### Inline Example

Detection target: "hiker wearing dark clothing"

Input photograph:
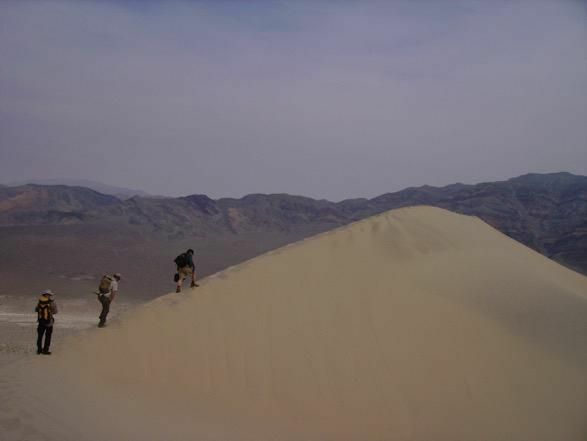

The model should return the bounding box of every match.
[174,249,198,293]
[96,273,121,328]
[35,289,58,355]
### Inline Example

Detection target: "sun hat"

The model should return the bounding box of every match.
[43,289,54,296]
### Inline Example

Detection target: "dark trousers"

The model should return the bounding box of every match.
[37,322,53,351]
[99,295,111,325]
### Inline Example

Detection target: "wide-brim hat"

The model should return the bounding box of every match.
[43,289,54,296]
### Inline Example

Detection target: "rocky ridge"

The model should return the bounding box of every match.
[1,172,585,278]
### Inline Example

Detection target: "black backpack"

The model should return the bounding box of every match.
[174,253,188,268]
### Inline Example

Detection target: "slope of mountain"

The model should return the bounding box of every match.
[0,173,585,299]
[4,207,586,440]
[0,184,119,225]
[6,178,152,199]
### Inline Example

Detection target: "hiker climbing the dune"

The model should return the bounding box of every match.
[35,289,58,355]
[96,272,121,328]
[174,248,198,293]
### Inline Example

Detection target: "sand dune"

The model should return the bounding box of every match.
[2,206,586,441]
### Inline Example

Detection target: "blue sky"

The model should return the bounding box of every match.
[1,0,586,199]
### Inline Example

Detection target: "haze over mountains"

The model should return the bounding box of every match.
[0,172,585,299]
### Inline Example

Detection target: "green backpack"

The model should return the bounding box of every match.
[98,275,113,294]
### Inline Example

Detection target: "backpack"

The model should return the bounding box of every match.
[174,253,188,268]
[37,300,52,322]
[98,275,113,294]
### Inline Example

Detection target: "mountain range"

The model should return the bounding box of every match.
[4,178,151,199]
[0,172,585,299]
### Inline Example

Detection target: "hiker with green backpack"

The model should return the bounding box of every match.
[174,249,198,293]
[96,273,121,327]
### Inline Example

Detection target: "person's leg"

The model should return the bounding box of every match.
[98,296,106,325]
[190,268,198,287]
[36,324,45,354]
[99,296,110,326]
[176,268,186,292]
[43,326,53,353]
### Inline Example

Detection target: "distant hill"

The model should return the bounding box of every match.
[0,172,585,299]
[0,184,119,225]
[6,178,151,199]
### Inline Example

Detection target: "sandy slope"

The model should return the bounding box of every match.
[1,206,586,441]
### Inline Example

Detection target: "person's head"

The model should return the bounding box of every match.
[187,249,194,255]
[113,273,122,281]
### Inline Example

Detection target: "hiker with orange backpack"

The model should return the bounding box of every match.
[35,289,58,355]
[96,273,121,327]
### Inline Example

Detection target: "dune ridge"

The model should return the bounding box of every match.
[3,206,587,441]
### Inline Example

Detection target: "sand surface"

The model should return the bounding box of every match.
[0,296,135,367]
[1,206,586,441]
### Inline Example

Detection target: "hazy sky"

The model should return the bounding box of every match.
[1,1,586,200]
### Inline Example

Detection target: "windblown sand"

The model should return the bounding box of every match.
[1,206,586,441]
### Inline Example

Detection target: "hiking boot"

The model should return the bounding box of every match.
[42,350,51,355]
[176,286,181,293]
[98,321,106,328]
[190,282,199,288]
[36,349,42,355]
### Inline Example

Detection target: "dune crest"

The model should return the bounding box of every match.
[5,206,587,441]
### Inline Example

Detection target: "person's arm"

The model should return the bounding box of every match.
[50,300,58,315]
[110,280,118,302]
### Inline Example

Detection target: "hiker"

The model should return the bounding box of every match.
[174,248,198,293]
[96,273,121,328]
[35,289,58,355]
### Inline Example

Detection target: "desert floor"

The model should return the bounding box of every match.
[0,294,137,367]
